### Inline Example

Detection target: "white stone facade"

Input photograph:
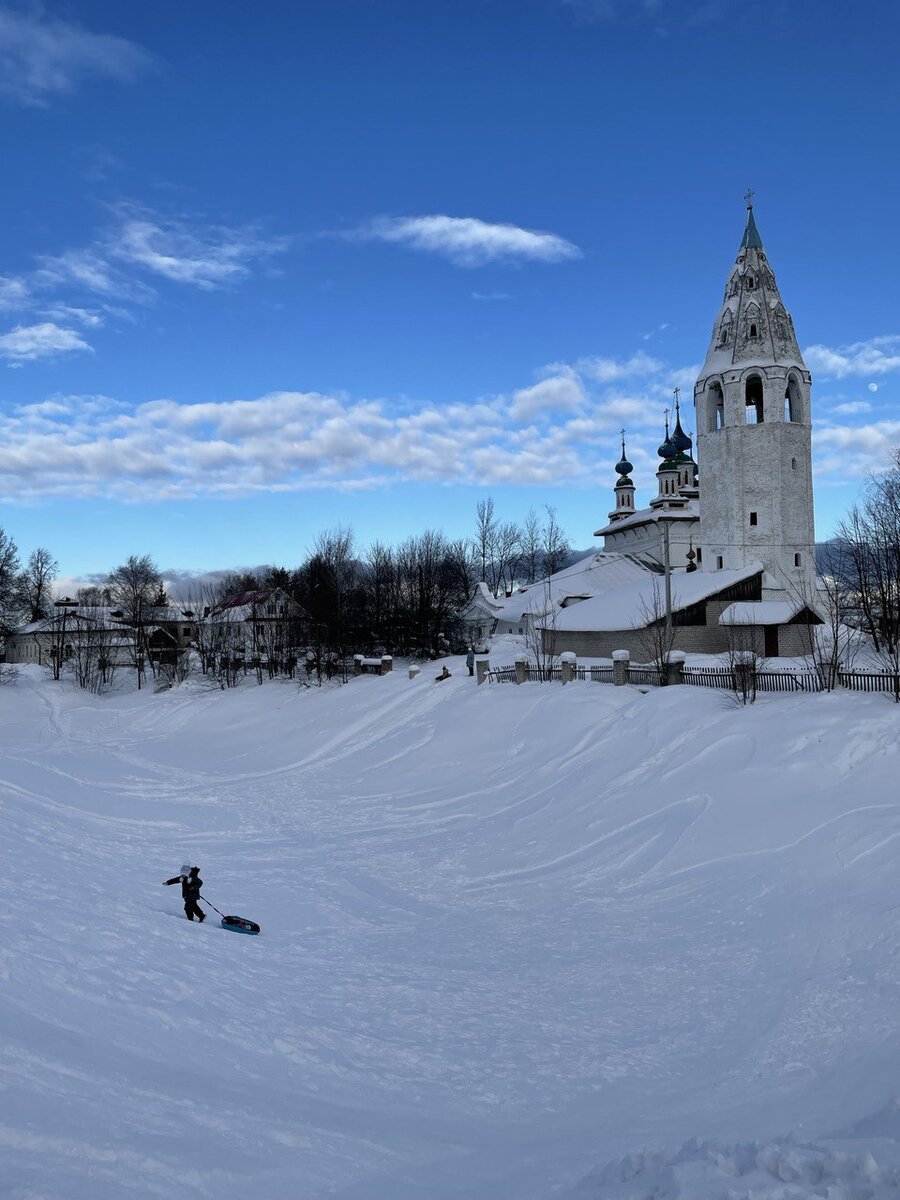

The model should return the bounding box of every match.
[693,205,816,597]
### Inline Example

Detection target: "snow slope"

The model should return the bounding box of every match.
[2,665,900,1199]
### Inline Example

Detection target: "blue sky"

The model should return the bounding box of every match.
[0,0,898,583]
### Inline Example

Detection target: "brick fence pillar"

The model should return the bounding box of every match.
[612,649,629,686]
[381,655,393,675]
[664,650,686,685]
[560,651,576,684]
[476,659,489,686]
[514,654,528,685]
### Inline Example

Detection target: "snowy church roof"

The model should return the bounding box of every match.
[594,499,699,539]
[549,563,764,633]
[488,554,652,622]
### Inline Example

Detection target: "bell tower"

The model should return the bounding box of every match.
[693,197,816,593]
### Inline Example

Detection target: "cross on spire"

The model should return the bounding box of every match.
[744,187,755,209]
[673,386,681,416]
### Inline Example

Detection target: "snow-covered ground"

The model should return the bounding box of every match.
[2,662,900,1199]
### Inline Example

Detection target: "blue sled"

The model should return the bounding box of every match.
[221,915,260,935]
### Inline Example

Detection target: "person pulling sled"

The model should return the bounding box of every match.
[164,864,205,921]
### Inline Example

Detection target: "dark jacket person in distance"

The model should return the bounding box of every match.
[164,866,205,921]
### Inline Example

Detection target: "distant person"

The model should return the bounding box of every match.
[466,648,475,677]
[164,865,205,922]
[435,665,452,682]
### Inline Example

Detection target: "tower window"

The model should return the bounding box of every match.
[745,374,764,423]
[749,323,758,338]
[696,547,702,564]
[716,555,724,570]
[750,512,758,526]
[794,553,802,568]
[747,277,756,290]
[791,457,797,469]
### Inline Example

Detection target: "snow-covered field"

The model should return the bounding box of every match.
[2,663,900,1199]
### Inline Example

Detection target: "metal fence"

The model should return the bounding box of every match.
[486,664,517,684]
[839,670,900,695]
[626,665,665,687]
[577,665,615,683]
[486,661,900,699]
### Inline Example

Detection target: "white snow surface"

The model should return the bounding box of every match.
[3,664,900,1199]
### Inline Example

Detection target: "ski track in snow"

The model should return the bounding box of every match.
[2,666,900,1199]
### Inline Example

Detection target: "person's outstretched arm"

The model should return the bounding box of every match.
[163,876,182,886]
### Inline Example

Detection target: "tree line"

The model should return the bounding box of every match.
[0,500,574,665]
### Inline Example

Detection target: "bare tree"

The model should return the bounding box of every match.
[107,554,164,687]
[0,527,21,633]
[524,579,560,680]
[541,506,571,578]
[474,497,497,588]
[65,614,121,695]
[521,508,543,585]
[107,554,164,621]
[719,622,765,706]
[835,452,900,697]
[490,521,523,595]
[635,575,676,681]
[18,547,58,622]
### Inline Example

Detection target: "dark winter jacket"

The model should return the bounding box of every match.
[165,873,203,901]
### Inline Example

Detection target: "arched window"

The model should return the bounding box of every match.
[785,374,803,422]
[747,276,756,290]
[704,381,725,431]
[745,374,764,424]
[749,323,758,338]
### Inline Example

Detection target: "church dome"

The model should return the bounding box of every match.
[615,454,633,477]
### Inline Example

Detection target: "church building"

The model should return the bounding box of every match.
[526,200,823,660]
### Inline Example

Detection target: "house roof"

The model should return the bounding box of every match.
[549,563,764,633]
[719,600,821,626]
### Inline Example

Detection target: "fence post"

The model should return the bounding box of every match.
[612,649,629,686]
[381,655,393,675]
[408,664,420,680]
[664,650,686,685]
[476,659,489,686]
[354,654,363,676]
[560,651,576,684]
[514,654,528,685]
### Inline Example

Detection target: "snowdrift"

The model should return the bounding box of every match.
[1,664,899,1199]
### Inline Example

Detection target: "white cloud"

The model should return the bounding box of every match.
[869,382,879,393]
[575,352,664,382]
[831,400,872,416]
[356,215,582,267]
[0,349,708,501]
[472,291,512,301]
[0,7,150,106]
[0,273,28,309]
[511,372,585,421]
[109,210,288,290]
[0,322,91,362]
[804,335,900,379]
[41,304,105,328]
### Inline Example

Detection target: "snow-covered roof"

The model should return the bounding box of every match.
[595,500,699,538]
[719,600,820,626]
[550,563,764,633]
[490,554,652,622]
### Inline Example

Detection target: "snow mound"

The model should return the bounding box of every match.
[568,1137,900,1199]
